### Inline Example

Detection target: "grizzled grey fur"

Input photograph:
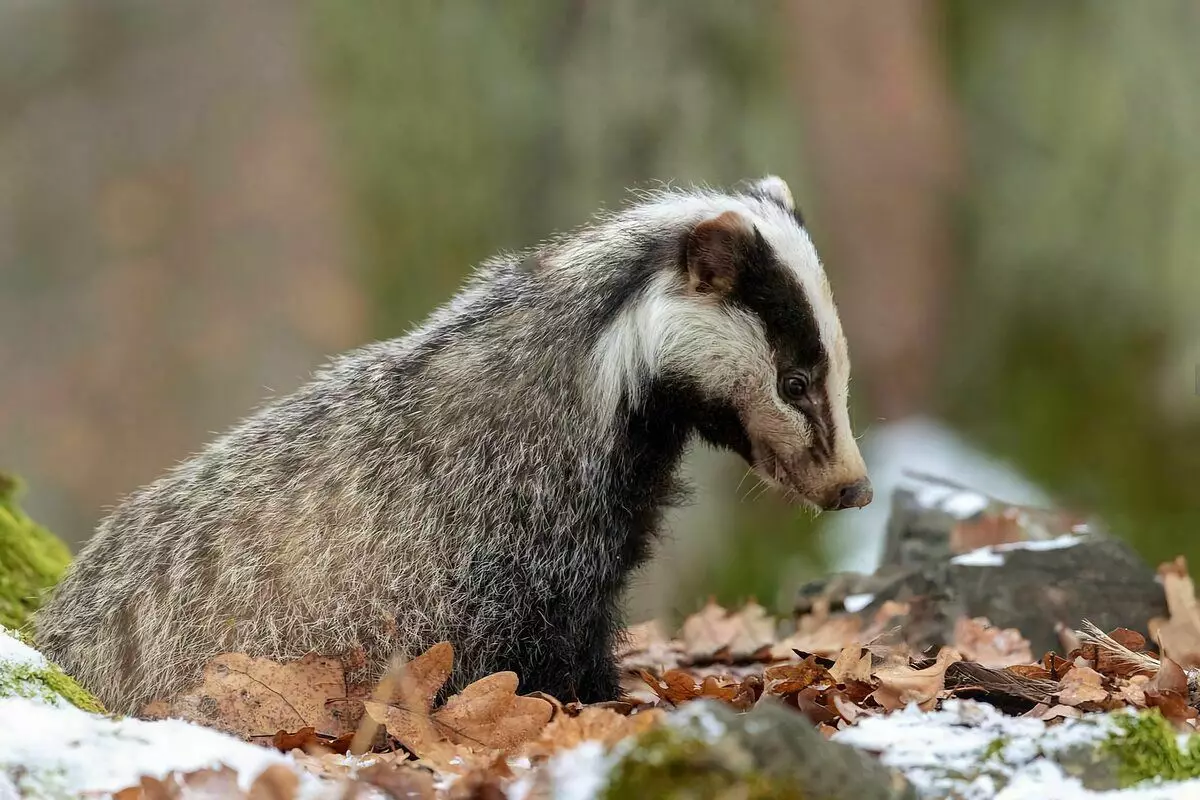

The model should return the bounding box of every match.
[36,178,869,713]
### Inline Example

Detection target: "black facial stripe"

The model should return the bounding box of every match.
[727,228,833,449]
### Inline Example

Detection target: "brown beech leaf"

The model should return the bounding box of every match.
[1111,628,1148,652]
[145,653,345,738]
[1033,704,1084,721]
[764,655,832,696]
[1007,664,1054,681]
[698,675,739,703]
[871,648,961,712]
[433,671,553,751]
[1155,558,1200,668]
[953,617,1034,668]
[1117,675,1150,708]
[794,686,838,725]
[1150,655,1190,697]
[1057,666,1108,707]
[639,669,700,705]
[1042,652,1074,680]
[114,767,247,800]
[525,706,664,758]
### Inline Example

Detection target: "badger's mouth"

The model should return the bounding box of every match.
[749,442,820,509]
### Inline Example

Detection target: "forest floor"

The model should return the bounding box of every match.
[5,485,1200,799]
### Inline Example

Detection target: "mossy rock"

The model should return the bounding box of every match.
[604,701,916,800]
[0,473,71,630]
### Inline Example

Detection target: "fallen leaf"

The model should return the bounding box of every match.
[1036,704,1084,721]
[953,617,1034,668]
[434,672,554,751]
[871,648,962,712]
[525,706,664,758]
[638,669,700,706]
[1150,655,1190,697]
[1155,558,1200,668]
[146,653,346,738]
[764,655,832,696]
[1057,666,1108,707]
[794,686,838,725]
[358,761,437,799]
[248,764,299,800]
[1110,628,1148,652]
[1117,675,1150,708]
[828,646,872,685]
[680,599,775,659]
[115,767,246,799]
[771,615,863,660]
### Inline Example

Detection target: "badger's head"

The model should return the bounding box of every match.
[594,176,871,511]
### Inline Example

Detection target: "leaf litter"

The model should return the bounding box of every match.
[12,553,1200,797]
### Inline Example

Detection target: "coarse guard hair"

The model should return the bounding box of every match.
[36,176,871,713]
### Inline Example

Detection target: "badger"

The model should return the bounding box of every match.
[35,176,871,713]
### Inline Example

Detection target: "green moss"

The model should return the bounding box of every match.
[604,727,804,800]
[982,737,1009,761]
[0,473,71,631]
[0,656,105,714]
[1101,710,1200,787]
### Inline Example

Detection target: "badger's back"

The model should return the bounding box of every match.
[35,252,686,712]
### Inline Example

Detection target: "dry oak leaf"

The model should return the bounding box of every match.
[364,642,552,760]
[435,671,554,750]
[525,706,664,758]
[771,614,864,660]
[953,617,1034,668]
[828,646,873,685]
[145,653,346,738]
[681,599,776,659]
[871,648,962,712]
[1154,557,1200,668]
[1056,666,1108,707]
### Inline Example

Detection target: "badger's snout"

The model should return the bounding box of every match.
[824,476,873,511]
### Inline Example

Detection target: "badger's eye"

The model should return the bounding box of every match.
[781,373,809,401]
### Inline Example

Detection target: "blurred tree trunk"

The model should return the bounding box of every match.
[0,0,364,543]
[785,0,963,423]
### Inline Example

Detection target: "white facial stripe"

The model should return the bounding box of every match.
[592,270,777,420]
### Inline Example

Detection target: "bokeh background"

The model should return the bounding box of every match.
[2,0,1198,623]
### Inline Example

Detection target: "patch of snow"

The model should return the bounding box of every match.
[951,549,1008,567]
[843,593,875,613]
[0,629,45,668]
[509,740,615,800]
[0,697,320,797]
[997,533,1086,552]
[835,699,1200,799]
[951,534,1087,568]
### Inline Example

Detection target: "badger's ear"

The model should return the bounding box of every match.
[685,210,755,297]
[750,175,795,211]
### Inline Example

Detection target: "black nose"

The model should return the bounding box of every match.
[832,478,873,510]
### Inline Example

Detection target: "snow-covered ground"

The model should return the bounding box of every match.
[835,699,1200,800]
[0,628,340,799]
